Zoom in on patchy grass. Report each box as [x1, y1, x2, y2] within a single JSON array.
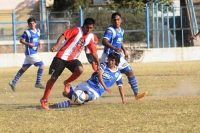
[[0, 61, 200, 133]]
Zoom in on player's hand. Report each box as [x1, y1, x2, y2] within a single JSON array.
[[114, 48, 122, 53], [51, 45, 58, 52], [124, 50, 129, 60], [28, 43, 35, 47], [105, 88, 111, 93]]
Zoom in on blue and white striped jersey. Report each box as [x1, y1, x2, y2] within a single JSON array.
[[102, 25, 124, 54], [86, 63, 123, 96], [21, 28, 40, 55]]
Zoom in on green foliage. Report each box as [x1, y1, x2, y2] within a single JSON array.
[[109, 0, 174, 12], [53, 0, 72, 11], [53, 0, 92, 11]]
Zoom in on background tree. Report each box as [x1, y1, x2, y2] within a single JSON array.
[[53, 0, 92, 11]]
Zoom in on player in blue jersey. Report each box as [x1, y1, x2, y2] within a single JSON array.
[[49, 52, 125, 108], [100, 12, 147, 100], [9, 17, 44, 91]]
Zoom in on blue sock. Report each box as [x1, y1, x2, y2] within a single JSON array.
[[36, 68, 43, 84], [54, 100, 71, 108], [128, 76, 139, 95], [12, 69, 25, 85]]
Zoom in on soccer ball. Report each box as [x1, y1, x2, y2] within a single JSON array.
[[72, 90, 87, 104]]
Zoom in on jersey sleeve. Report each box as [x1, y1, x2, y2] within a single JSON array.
[[21, 31, 28, 40], [85, 34, 98, 54], [116, 74, 123, 86], [63, 27, 79, 40], [86, 38, 97, 54], [103, 28, 113, 40]]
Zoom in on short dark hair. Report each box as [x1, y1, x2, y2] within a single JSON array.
[[83, 18, 95, 25], [107, 52, 120, 66], [27, 17, 36, 24], [111, 12, 121, 19]]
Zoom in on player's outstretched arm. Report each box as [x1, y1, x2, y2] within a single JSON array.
[[51, 34, 66, 52], [97, 68, 111, 93], [118, 86, 125, 104]]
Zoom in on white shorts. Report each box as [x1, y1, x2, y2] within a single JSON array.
[[74, 82, 100, 101], [23, 53, 42, 65], [100, 52, 130, 71]]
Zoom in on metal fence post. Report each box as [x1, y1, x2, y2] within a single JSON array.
[[46, 10, 50, 52], [173, 6, 177, 47], [12, 9, 17, 53], [79, 6, 83, 26], [161, 4, 164, 48], [145, 2, 150, 48]]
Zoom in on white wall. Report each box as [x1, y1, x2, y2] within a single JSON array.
[[1, 47, 200, 68], [0, 0, 38, 10]]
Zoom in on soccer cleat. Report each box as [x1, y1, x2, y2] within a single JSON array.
[[135, 91, 148, 100], [40, 99, 49, 109], [9, 81, 16, 92], [35, 83, 45, 89]]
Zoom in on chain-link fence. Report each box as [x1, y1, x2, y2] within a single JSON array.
[[0, 4, 200, 53]]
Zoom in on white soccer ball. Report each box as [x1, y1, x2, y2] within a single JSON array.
[[72, 90, 87, 104]]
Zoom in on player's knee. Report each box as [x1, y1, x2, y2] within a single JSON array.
[[75, 66, 84, 74]]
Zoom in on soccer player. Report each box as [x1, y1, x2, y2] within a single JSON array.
[[9, 17, 45, 91], [85, 33, 98, 71], [40, 18, 100, 109], [50, 52, 124, 108], [100, 12, 147, 100]]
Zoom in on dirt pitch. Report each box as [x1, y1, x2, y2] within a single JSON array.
[[0, 61, 200, 133]]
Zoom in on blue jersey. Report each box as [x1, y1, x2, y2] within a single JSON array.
[[21, 28, 40, 55], [103, 25, 124, 54], [86, 63, 123, 96]]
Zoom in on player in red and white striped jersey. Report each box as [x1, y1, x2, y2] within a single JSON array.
[[40, 18, 100, 109]]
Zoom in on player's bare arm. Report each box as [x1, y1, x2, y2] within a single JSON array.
[[118, 86, 125, 104], [20, 38, 34, 47], [51, 34, 66, 52], [102, 38, 122, 53], [191, 31, 200, 40], [91, 52, 100, 69], [97, 69, 111, 93], [121, 44, 128, 60]]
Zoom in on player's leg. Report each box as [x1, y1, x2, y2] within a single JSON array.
[[31, 53, 45, 88], [119, 57, 147, 100], [34, 62, 44, 89], [9, 64, 31, 91], [64, 59, 83, 94], [121, 66, 147, 100], [40, 57, 65, 109]]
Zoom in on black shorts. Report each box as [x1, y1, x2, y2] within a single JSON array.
[[86, 54, 95, 64], [49, 57, 82, 78]]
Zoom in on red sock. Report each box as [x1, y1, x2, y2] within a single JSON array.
[[42, 79, 56, 100]]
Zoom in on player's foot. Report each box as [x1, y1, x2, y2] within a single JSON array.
[[135, 91, 148, 100], [9, 81, 16, 92], [35, 83, 45, 89], [40, 99, 49, 109], [63, 82, 71, 95]]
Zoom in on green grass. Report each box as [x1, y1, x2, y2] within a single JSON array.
[[0, 61, 200, 133]]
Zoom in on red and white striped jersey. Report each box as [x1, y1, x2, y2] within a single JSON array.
[[56, 27, 97, 61], [85, 34, 98, 54]]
